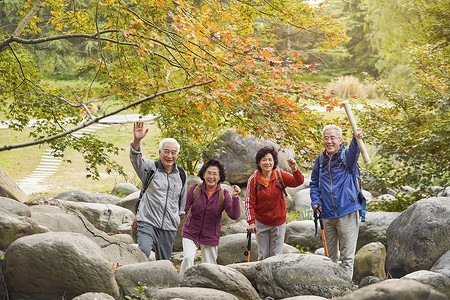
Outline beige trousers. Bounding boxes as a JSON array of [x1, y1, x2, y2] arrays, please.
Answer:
[[322, 211, 360, 280], [255, 220, 286, 260]]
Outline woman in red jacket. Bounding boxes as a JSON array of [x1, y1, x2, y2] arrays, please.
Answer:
[[245, 146, 304, 260], [180, 159, 241, 276]]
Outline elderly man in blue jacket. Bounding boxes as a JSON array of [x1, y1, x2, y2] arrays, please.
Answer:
[[310, 124, 364, 280]]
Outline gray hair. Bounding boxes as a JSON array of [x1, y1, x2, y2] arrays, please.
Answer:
[[322, 125, 342, 138], [159, 138, 180, 153]]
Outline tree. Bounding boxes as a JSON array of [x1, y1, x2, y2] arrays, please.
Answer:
[[357, 0, 449, 210], [0, 0, 347, 176]]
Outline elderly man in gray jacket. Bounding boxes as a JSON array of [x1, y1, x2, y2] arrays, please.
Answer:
[[130, 122, 187, 260]]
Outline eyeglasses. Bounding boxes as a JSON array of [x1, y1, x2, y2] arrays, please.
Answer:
[[323, 136, 340, 142]]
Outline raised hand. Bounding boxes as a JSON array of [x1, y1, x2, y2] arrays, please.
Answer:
[[232, 185, 241, 197], [287, 158, 297, 172], [132, 122, 149, 150], [134, 122, 149, 141]]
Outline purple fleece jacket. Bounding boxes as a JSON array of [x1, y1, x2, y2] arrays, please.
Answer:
[[181, 182, 241, 246]]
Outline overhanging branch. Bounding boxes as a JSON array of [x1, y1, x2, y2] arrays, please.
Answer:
[[0, 79, 214, 152]]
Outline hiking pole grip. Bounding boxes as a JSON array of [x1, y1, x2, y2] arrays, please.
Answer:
[[342, 101, 371, 164]]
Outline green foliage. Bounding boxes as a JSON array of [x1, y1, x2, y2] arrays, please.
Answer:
[[295, 245, 312, 253], [124, 282, 148, 300]]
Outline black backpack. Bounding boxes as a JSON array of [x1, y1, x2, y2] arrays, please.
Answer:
[[135, 160, 187, 213]]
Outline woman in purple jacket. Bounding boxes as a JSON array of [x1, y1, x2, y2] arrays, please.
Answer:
[[180, 159, 241, 276]]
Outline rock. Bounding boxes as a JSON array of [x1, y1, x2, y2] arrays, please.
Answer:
[[333, 278, 447, 300], [255, 253, 354, 299], [385, 197, 450, 277], [282, 296, 328, 300], [353, 242, 387, 283], [0, 211, 49, 249], [5, 232, 119, 300], [0, 168, 27, 203], [358, 276, 382, 288], [30, 205, 148, 265], [0, 196, 31, 216], [285, 220, 324, 251], [57, 199, 135, 235], [115, 261, 181, 298], [357, 211, 401, 250], [71, 292, 115, 300], [228, 261, 260, 291], [431, 250, 450, 278], [208, 130, 293, 184], [111, 183, 139, 196], [217, 233, 259, 264], [181, 263, 259, 300], [53, 190, 121, 204], [115, 191, 139, 214], [293, 188, 312, 216], [152, 287, 238, 300], [401, 270, 450, 298]]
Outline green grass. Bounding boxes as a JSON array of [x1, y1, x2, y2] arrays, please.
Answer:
[[0, 121, 161, 199]]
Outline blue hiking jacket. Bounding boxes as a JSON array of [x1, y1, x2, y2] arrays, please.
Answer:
[[310, 138, 362, 219]]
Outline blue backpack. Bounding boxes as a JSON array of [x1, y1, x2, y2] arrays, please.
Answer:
[[318, 151, 367, 222]]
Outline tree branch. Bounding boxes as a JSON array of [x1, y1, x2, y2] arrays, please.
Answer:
[[0, 80, 214, 152]]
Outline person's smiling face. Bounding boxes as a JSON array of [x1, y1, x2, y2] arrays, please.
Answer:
[[159, 141, 178, 171], [204, 166, 220, 190], [323, 128, 343, 156], [258, 153, 274, 174]]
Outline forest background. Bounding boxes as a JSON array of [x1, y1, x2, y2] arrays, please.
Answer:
[[0, 0, 448, 212]]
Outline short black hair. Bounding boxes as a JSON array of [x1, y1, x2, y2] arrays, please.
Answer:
[[198, 158, 227, 183], [255, 146, 278, 172]]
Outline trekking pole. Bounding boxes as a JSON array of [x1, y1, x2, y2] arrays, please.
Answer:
[[342, 101, 371, 164], [314, 208, 329, 257], [244, 231, 252, 262]]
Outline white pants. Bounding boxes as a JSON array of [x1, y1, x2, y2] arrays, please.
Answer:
[[322, 211, 360, 280], [255, 220, 286, 260], [180, 238, 218, 277]]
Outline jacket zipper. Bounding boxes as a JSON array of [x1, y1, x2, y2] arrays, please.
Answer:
[[160, 172, 170, 229], [347, 187, 357, 204], [328, 154, 338, 218]]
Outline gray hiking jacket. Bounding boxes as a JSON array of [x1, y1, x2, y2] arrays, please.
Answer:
[[130, 144, 187, 231]]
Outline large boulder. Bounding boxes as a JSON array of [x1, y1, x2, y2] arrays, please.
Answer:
[[353, 242, 387, 283], [0, 196, 31, 216], [228, 261, 261, 291], [0, 211, 48, 249], [431, 250, 450, 278], [115, 261, 181, 298], [209, 130, 293, 184], [0, 169, 27, 203], [217, 233, 259, 264], [115, 191, 139, 213], [57, 199, 135, 235], [5, 232, 119, 300], [401, 270, 450, 298], [385, 197, 450, 277], [181, 263, 259, 300], [255, 253, 354, 299], [357, 211, 401, 250], [285, 220, 323, 251], [71, 292, 115, 300], [53, 190, 121, 204], [30, 205, 148, 265], [333, 278, 447, 300], [152, 287, 238, 300], [111, 183, 139, 196]]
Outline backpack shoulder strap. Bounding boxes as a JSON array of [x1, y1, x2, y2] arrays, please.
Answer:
[[177, 166, 187, 187], [135, 162, 157, 213], [253, 171, 260, 195], [186, 183, 202, 217], [275, 169, 288, 197], [219, 188, 225, 211], [318, 153, 323, 195]]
